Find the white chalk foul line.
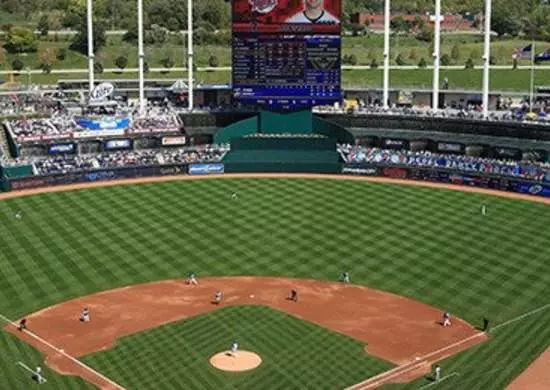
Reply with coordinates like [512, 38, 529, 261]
[17, 361, 48, 383]
[417, 372, 460, 390]
[0, 313, 126, 390]
[345, 332, 485, 390]
[490, 303, 550, 332]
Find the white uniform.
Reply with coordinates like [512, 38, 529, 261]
[187, 274, 198, 285]
[81, 309, 90, 322]
[286, 10, 340, 24]
[435, 365, 441, 381]
[36, 366, 45, 384]
[15, 211, 22, 219]
[481, 205, 487, 216]
[342, 272, 350, 283]
[442, 312, 451, 327]
[231, 342, 239, 356]
[232, 193, 238, 200]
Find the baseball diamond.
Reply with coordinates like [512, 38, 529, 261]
[0, 175, 549, 390]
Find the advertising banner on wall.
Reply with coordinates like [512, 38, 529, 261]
[48, 143, 76, 154]
[162, 136, 187, 146]
[76, 117, 130, 131]
[188, 164, 225, 175]
[104, 139, 133, 150]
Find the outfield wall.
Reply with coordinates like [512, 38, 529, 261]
[3, 161, 550, 198]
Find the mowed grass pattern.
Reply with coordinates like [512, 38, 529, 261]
[82, 305, 392, 390]
[0, 178, 548, 389]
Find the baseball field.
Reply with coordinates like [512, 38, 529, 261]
[0, 175, 549, 389]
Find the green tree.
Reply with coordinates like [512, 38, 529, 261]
[418, 57, 428, 68]
[450, 43, 461, 63]
[416, 24, 433, 43]
[37, 15, 50, 37]
[5, 27, 38, 54]
[395, 53, 406, 66]
[440, 53, 451, 66]
[349, 54, 358, 66]
[408, 48, 418, 61]
[94, 61, 104, 74]
[465, 57, 475, 69]
[144, 24, 168, 45]
[491, 0, 522, 36]
[11, 58, 24, 71]
[369, 58, 378, 68]
[144, 61, 150, 73]
[470, 48, 481, 61]
[40, 63, 52, 74]
[56, 48, 67, 61]
[115, 55, 128, 70]
[70, 17, 106, 55]
[160, 56, 174, 69]
[208, 55, 219, 68]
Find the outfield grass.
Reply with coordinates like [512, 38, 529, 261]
[82, 305, 392, 390]
[0, 178, 549, 389]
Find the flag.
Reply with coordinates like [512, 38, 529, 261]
[513, 44, 533, 60]
[535, 49, 550, 62]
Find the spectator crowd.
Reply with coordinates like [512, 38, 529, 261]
[338, 145, 550, 182]
[33, 146, 229, 175]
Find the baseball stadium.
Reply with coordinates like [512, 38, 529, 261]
[0, 0, 550, 389]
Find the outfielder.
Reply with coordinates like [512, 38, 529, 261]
[80, 307, 90, 322]
[15, 211, 23, 219]
[481, 204, 487, 216]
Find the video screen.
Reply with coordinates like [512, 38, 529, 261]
[233, 0, 341, 33]
[232, 0, 342, 108]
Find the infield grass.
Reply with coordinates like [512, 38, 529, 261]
[0, 178, 549, 389]
[82, 305, 392, 390]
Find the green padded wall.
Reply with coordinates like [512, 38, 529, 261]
[214, 115, 258, 144]
[259, 110, 313, 134]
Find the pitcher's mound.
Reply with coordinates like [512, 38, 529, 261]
[209, 351, 262, 372]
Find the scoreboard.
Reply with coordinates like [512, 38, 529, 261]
[232, 0, 342, 109]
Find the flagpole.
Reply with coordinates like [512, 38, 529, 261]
[529, 39, 535, 112]
[432, 0, 442, 113]
[187, 0, 194, 111]
[137, 0, 145, 113]
[482, 0, 491, 120]
[382, 0, 391, 110]
[87, 0, 94, 94]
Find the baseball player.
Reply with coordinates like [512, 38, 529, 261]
[341, 272, 350, 283]
[483, 317, 490, 332]
[80, 307, 90, 322]
[481, 204, 487, 216]
[434, 365, 441, 381]
[442, 312, 451, 327]
[15, 211, 23, 219]
[213, 291, 223, 305]
[35, 366, 45, 384]
[289, 289, 298, 302]
[231, 341, 239, 356]
[186, 273, 198, 285]
[231, 192, 238, 200]
[18, 318, 27, 331]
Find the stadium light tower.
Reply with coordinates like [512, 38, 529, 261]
[187, 0, 194, 111]
[87, 0, 94, 94]
[138, 0, 145, 113]
[431, 0, 442, 112]
[383, 0, 391, 109]
[482, 0, 492, 119]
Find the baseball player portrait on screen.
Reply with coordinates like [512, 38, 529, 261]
[285, 0, 339, 24]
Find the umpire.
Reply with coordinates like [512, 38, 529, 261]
[483, 318, 490, 332]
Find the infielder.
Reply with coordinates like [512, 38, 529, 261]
[289, 289, 298, 302]
[213, 291, 223, 305]
[80, 307, 90, 322]
[231, 341, 239, 356]
[18, 318, 27, 331]
[341, 271, 350, 283]
[186, 273, 198, 285]
[442, 312, 451, 327]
